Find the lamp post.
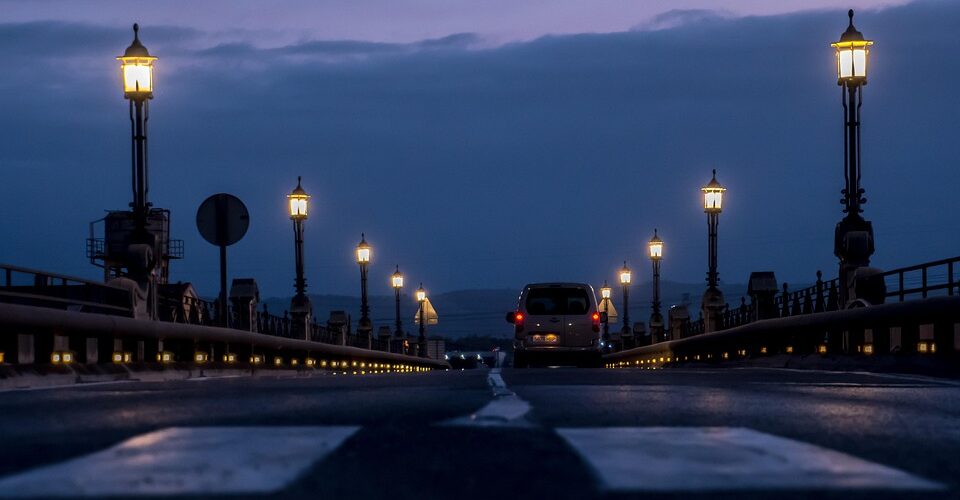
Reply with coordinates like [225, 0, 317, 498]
[391, 265, 404, 353]
[648, 229, 664, 343]
[832, 10, 875, 306]
[356, 234, 372, 345]
[701, 169, 726, 333]
[416, 284, 427, 358]
[117, 24, 159, 318]
[599, 281, 612, 349]
[287, 177, 311, 339]
[619, 262, 631, 349]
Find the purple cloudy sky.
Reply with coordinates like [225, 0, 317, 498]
[0, 0, 958, 301]
[0, 0, 908, 45]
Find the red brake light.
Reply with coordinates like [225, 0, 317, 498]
[592, 311, 601, 332]
[516, 313, 524, 322]
[592, 312, 600, 321]
[514, 312, 524, 333]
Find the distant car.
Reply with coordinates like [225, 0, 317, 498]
[444, 351, 482, 369]
[506, 283, 604, 368]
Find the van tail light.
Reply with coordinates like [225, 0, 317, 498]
[515, 312, 524, 334]
[591, 312, 601, 333]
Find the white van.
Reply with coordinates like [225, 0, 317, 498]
[506, 283, 604, 368]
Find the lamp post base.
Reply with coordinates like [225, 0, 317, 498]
[834, 216, 875, 307]
[290, 294, 312, 340]
[701, 287, 725, 334]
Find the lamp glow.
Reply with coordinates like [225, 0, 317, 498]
[392, 266, 404, 289]
[648, 229, 663, 260]
[288, 177, 310, 219]
[117, 24, 156, 100]
[831, 10, 873, 85]
[619, 262, 632, 285]
[702, 169, 726, 213]
[356, 234, 371, 264]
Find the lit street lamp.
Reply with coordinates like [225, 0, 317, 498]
[648, 229, 664, 343]
[287, 177, 311, 339]
[599, 281, 612, 348]
[701, 169, 726, 333]
[117, 24, 159, 318]
[118, 23, 156, 222]
[832, 10, 875, 306]
[619, 262, 631, 346]
[391, 265, 404, 352]
[355, 234, 373, 345]
[416, 283, 427, 357]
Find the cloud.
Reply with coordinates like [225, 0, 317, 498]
[1, 1, 959, 303]
[634, 9, 734, 31]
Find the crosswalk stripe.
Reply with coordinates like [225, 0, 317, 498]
[0, 426, 359, 497]
[558, 426, 944, 492]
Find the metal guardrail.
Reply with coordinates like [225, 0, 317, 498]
[0, 301, 446, 370]
[881, 256, 959, 302]
[0, 263, 133, 316]
[677, 257, 957, 340]
[2, 263, 410, 357]
[607, 295, 960, 366]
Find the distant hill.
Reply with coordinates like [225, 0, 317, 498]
[261, 280, 798, 339]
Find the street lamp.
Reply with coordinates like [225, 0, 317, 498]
[117, 24, 159, 318]
[619, 261, 631, 342]
[355, 234, 372, 343]
[287, 177, 311, 339]
[118, 24, 156, 220]
[648, 229, 664, 343]
[832, 9, 875, 306]
[391, 265, 404, 352]
[599, 281, 612, 347]
[701, 169, 726, 333]
[416, 283, 428, 357]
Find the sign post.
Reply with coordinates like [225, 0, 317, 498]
[196, 194, 250, 327]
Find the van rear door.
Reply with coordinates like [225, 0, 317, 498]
[522, 286, 565, 346]
[523, 286, 594, 347]
[558, 286, 594, 347]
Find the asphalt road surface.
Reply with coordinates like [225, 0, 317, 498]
[0, 367, 958, 499]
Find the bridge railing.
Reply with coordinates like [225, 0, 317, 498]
[0, 263, 133, 317]
[607, 295, 960, 368]
[673, 257, 959, 345]
[0, 300, 445, 370]
[0, 263, 418, 365]
[881, 256, 959, 302]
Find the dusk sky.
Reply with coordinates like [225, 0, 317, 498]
[1, 0, 958, 300]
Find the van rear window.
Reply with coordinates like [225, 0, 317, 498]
[525, 288, 591, 315]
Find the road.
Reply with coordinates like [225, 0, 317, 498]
[0, 367, 958, 499]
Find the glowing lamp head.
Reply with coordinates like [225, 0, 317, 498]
[648, 229, 663, 261]
[416, 283, 426, 303]
[600, 281, 612, 300]
[619, 262, 632, 285]
[702, 169, 726, 213]
[356, 234, 371, 264]
[287, 176, 310, 220]
[831, 10, 873, 85]
[391, 265, 404, 289]
[117, 24, 157, 100]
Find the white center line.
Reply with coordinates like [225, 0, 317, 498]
[558, 426, 944, 492]
[443, 368, 533, 427]
[0, 426, 359, 497]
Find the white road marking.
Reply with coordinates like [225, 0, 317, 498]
[732, 367, 960, 387]
[0, 380, 137, 393]
[558, 426, 943, 492]
[0, 426, 359, 497]
[443, 368, 533, 427]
